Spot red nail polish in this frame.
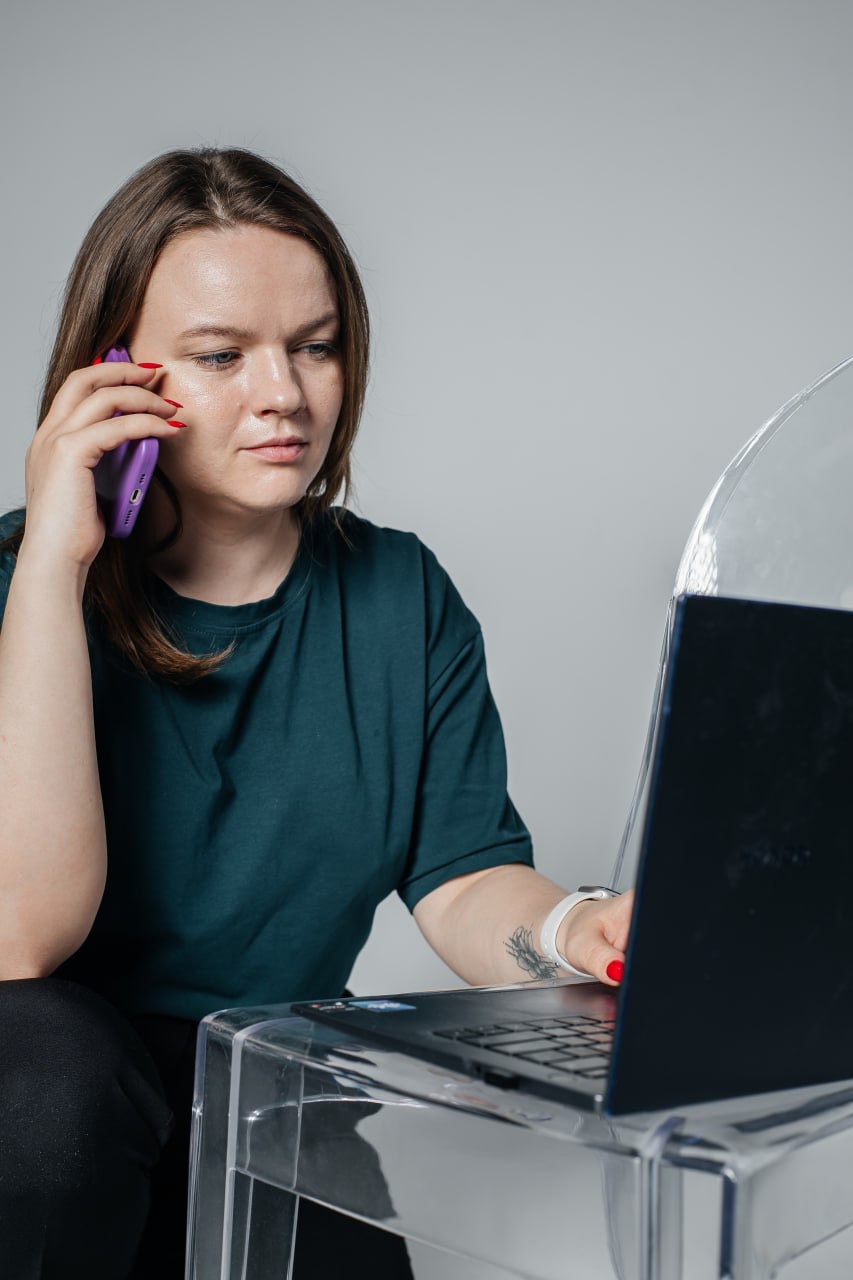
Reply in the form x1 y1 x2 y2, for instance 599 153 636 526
164 399 183 408
138 362 163 369
167 420 187 429
606 960 624 982
92 355 103 365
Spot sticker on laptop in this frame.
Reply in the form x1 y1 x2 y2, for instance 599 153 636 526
348 1000 417 1012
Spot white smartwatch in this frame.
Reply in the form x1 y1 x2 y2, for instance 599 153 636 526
540 885 620 978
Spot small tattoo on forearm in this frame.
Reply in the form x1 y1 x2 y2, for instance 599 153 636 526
505 927 561 980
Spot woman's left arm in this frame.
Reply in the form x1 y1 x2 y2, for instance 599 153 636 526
413 865 634 988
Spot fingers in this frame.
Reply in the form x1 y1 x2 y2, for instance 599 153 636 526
56 412 186 471
559 891 635 987
32 360 186 477
79 384 180 432
601 889 634 954
43 381 178 442
41 362 170 435
582 939 626 987
21 359 186 575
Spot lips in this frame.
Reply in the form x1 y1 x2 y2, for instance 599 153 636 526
247 436 306 449
244 437 308 463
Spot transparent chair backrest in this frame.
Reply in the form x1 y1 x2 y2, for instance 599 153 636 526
611 352 853 890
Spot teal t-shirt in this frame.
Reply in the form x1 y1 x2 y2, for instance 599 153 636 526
0 508 533 1019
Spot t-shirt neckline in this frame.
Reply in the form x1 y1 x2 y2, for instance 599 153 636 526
143 529 314 635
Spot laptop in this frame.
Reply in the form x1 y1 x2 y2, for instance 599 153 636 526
295 594 853 1115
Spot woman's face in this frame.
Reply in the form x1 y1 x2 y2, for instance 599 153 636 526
126 224 344 526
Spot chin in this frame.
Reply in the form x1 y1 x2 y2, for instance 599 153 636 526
232 485 311 518
169 471 316 523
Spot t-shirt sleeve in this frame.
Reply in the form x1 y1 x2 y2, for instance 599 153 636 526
0 509 23 625
397 549 534 911
0 567 12 626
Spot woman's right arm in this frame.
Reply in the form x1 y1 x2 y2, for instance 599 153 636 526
0 361 185 978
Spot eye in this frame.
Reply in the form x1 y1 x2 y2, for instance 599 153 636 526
192 350 238 369
298 342 338 361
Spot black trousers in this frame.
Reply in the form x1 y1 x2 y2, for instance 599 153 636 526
0 978 413 1279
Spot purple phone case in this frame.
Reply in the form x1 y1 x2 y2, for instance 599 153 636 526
92 345 160 538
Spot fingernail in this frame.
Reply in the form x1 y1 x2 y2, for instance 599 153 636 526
167 420 187 429
138 362 163 369
606 960 624 982
92 355 103 365
164 399 183 408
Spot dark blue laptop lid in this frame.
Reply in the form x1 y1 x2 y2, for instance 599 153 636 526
607 593 853 1113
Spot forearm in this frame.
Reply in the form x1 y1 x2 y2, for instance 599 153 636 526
415 863 631 988
0 551 107 977
418 864 575 986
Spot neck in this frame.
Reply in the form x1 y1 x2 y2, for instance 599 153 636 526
141 488 301 606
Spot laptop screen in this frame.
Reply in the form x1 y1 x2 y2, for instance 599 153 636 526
608 593 853 1112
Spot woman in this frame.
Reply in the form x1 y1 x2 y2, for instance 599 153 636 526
0 147 632 1277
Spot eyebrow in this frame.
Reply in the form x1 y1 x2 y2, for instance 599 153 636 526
174 311 340 344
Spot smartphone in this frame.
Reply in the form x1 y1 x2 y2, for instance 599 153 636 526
92 345 160 538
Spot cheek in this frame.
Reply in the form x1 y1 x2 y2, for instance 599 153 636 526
156 412 230 482
169 370 242 416
162 373 243 451
319 369 346 429
155 432 204 482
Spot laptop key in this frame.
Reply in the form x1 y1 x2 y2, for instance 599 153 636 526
541 1060 600 1074
462 1031 518 1043
537 1041 589 1052
483 1038 561 1054
517 1049 577 1064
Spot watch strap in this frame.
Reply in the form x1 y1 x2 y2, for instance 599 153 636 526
540 886 619 978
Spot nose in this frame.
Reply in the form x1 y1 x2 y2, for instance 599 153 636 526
250 349 307 418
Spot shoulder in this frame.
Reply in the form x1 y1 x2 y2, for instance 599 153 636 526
310 508 481 654
322 506 423 553
0 507 25 540
0 507 25 581
310 508 443 585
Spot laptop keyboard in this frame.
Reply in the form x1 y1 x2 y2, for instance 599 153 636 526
432 1014 615 1080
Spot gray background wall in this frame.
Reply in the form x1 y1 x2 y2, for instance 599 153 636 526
6 0 853 981
4 4 853 1272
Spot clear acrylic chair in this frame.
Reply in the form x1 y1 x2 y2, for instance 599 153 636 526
611 352 853 889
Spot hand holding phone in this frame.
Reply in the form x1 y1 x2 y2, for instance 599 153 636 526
92 346 160 538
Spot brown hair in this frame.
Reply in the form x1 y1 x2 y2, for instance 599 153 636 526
2 147 370 682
